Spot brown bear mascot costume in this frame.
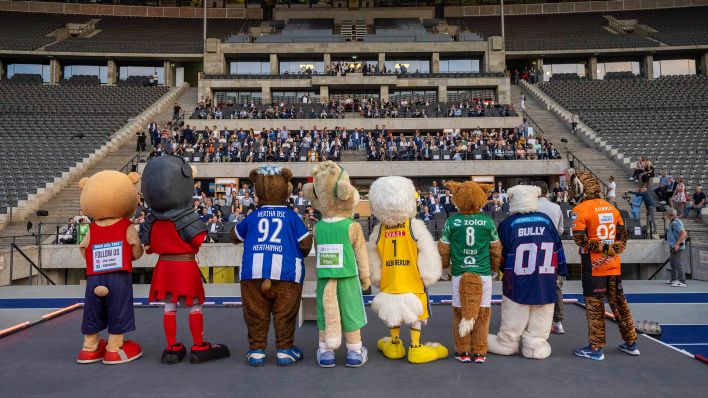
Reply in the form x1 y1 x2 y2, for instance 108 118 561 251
141 155 230 364
76 170 144 365
231 165 313 367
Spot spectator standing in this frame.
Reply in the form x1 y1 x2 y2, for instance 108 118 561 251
670 182 689 217
136 131 147 152
684 185 706 221
571 114 579 135
606 176 617 206
534 181 565 334
629 186 656 232
664 208 688 287
519 93 526 111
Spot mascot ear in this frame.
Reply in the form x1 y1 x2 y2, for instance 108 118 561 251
249 169 259 184
127 172 140 185
533 186 542 197
446 181 460 191
281 168 293 181
302 183 316 202
336 182 355 201
479 184 495 194
79 177 89 190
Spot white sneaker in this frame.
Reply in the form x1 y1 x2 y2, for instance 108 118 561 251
671 281 687 287
629 177 635 181
666 280 676 284
551 322 565 334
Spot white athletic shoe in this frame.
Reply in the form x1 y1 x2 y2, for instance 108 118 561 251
551 322 565 334
671 281 687 287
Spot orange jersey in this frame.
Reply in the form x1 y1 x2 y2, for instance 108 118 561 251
571 198 624 276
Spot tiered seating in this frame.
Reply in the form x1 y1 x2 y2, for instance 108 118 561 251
46 16 256 53
0 12 73 50
0 82 169 213
538 75 708 190
61 75 101 87
450 12 655 51
613 7 708 46
255 19 344 43
366 18 453 42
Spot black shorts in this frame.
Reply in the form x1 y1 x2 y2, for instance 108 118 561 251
580 253 624 297
81 271 136 335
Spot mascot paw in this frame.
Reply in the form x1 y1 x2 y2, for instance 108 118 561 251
424 342 449 359
360 277 371 291
458 318 475 337
407 344 440 364
487 334 520 356
93 286 109 297
521 341 552 360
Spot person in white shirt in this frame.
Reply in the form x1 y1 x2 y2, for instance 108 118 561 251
534 181 565 335
607 176 617 207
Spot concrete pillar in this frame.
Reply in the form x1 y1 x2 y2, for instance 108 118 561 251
437 85 447 103
319 86 329 103
378 52 385 72
163 60 175 87
0 59 4 80
700 52 708 76
431 52 440 73
107 59 117 85
323 53 331 70
535 57 544 71
261 86 272 105
49 58 61 84
270 54 279 75
588 56 598 80
643 54 654 80
380 85 389 102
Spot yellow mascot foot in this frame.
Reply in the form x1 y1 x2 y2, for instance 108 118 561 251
407 344 441 364
377 337 406 360
424 342 449 359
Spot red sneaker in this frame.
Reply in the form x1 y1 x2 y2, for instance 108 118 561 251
102 340 143 365
473 354 486 363
454 352 471 363
76 339 107 364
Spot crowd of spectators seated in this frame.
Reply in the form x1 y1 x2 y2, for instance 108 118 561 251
365 127 561 161
191 96 516 120
142 122 559 164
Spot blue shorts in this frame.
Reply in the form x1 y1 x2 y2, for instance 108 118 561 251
81 271 136 335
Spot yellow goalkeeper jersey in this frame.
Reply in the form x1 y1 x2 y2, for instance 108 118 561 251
377 219 424 294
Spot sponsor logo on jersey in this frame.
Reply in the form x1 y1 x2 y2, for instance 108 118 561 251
598 213 614 223
453 218 487 227
594 206 614 212
385 230 406 238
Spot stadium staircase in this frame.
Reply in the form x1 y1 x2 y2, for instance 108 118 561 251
0 84 191 244
516 84 708 244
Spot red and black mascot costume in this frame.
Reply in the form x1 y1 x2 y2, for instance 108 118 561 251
141 155 230 364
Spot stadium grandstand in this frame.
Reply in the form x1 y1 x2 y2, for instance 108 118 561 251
0 0 707 396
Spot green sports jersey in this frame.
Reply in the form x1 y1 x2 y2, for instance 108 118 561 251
440 213 499 276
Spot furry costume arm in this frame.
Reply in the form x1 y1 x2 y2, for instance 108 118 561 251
125 226 144 260
349 222 370 290
572 231 603 253
367 224 382 288
606 223 628 256
489 241 502 273
299 234 313 258
438 241 451 270
410 218 442 287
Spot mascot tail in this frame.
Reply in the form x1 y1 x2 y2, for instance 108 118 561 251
323 279 342 350
261 279 272 292
458 273 483 337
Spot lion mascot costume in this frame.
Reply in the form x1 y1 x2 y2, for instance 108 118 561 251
488 184 567 359
438 181 501 364
302 161 370 368
367 176 448 364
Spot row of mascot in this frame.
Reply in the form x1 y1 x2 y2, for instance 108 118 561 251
76 155 565 367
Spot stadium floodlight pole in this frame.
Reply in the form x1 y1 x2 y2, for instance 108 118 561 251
500 0 505 41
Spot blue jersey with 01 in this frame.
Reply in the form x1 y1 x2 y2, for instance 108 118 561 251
235 206 310 284
497 212 568 305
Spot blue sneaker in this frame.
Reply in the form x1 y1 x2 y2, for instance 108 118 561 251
246 349 266 367
574 345 604 361
345 347 368 368
619 342 640 356
317 349 336 368
276 346 303 366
